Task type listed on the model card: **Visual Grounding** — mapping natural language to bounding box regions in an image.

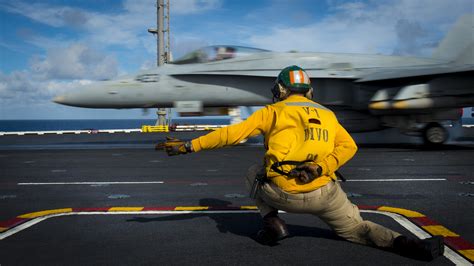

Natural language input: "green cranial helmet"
[271,65,313,101]
[276,65,311,93]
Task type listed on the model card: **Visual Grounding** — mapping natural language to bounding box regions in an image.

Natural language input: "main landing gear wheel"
[423,123,448,146]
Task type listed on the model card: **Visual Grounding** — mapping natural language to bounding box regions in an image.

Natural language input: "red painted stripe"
[409,216,439,226]
[72,207,111,212]
[142,206,175,211]
[357,205,380,210]
[444,236,474,250]
[0,217,29,228]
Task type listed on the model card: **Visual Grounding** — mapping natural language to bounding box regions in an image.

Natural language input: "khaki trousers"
[245,164,400,248]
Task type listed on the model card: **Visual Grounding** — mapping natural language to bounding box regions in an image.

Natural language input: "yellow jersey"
[191,95,358,193]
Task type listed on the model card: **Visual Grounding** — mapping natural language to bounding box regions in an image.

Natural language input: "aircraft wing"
[356,64,474,82]
[172,69,280,77]
[170,68,360,79]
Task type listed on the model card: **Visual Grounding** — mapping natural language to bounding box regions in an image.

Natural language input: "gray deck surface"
[0,132,472,265]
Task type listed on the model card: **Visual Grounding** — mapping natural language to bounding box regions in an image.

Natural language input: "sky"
[0,0,472,119]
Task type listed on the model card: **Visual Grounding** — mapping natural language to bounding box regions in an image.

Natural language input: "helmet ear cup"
[279,84,290,99]
[305,87,314,99]
[272,82,290,101]
[271,83,281,99]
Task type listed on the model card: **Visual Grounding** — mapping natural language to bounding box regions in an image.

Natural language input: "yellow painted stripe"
[422,225,459,237]
[174,206,209,211]
[108,207,144,212]
[0,227,8,232]
[18,208,73,219]
[240,206,258,210]
[458,249,474,262]
[377,206,425,218]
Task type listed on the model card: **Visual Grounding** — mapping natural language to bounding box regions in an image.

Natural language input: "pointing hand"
[155,137,193,156]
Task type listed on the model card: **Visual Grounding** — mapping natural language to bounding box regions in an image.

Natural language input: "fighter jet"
[53,15,474,145]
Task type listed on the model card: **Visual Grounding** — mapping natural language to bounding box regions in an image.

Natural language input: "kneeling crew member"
[157,65,444,261]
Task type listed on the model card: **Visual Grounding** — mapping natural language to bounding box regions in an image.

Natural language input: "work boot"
[256,212,290,245]
[393,235,444,261]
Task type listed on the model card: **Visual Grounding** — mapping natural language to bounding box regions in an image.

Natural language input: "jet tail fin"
[432,14,474,65]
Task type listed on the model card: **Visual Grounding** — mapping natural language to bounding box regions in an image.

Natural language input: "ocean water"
[0,118,231,132]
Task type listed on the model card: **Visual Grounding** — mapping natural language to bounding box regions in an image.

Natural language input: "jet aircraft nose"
[51,80,146,108]
[51,76,165,108]
[52,95,66,104]
[52,82,114,108]
[52,93,83,107]
[52,90,96,108]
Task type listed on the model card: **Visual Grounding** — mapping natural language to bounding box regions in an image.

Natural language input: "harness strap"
[270,160,313,176]
[335,171,346,182]
[270,160,346,182]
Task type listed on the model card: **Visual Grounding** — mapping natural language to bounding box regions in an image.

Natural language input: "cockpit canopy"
[171,45,270,65]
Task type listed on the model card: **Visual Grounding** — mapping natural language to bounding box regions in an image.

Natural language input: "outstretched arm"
[157,107,272,156]
[192,107,272,152]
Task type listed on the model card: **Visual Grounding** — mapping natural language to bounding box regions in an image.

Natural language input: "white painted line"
[0,128,142,136]
[17,181,164,186]
[347,178,446,182]
[17,179,447,186]
[363,210,469,266]
[0,209,468,264]
[51,169,67,173]
[0,215,51,240]
[0,195,17,199]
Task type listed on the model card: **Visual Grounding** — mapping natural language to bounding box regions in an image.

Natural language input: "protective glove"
[289,163,322,184]
[155,137,193,156]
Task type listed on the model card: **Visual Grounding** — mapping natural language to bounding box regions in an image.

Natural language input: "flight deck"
[0,132,473,265]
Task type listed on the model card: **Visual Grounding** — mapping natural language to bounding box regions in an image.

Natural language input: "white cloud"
[1,0,225,75]
[81,12,150,48]
[1,68,84,95]
[0,42,116,114]
[0,71,49,105]
[248,13,396,54]
[120,0,223,15]
[171,0,222,15]
[29,43,118,80]
[5,0,469,57]
[44,79,92,96]
[22,34,74,51]
[1,1,144,49]
[3,0,222,50]
[1,0,471,119]
[0,71,37,97]
[1,1,88,28]
[246,0,472,56]
[0,69,95,111]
